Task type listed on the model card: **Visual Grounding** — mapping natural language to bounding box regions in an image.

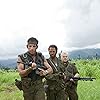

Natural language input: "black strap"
[48,58,58,72]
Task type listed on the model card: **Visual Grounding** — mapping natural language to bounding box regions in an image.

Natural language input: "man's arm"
[44,58,53,74]
[74,73,80,78]
[17,57,36,77]
[39,58,53,76]
[73,65,80,78]
[70,64,80,82]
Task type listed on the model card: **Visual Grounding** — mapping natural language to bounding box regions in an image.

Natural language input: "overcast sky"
[0,0,100,59]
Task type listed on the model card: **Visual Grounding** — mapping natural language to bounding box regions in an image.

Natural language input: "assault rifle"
[65,77,96,82]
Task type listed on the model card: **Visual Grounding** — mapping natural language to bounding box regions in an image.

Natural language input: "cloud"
[0,0,100,59]
[63,0,100,48]
[0,0,66,59]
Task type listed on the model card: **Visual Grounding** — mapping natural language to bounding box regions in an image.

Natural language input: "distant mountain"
[0,58,17,69]
[0,48,100,69]
[69,48,100,59]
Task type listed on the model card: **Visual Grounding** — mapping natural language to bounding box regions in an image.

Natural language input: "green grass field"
[78,80,100,100]
[0,59,100,100]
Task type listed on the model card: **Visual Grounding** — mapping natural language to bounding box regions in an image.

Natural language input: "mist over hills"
[0,58,17,69]
[0,48,100,69]
[68,48,100,59]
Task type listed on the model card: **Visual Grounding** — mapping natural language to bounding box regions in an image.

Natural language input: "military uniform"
[18,52,45,100]
[63,62,79,100]
[45,57,66,100]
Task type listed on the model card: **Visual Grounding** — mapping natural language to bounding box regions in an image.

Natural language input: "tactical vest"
[64,62,77,76]
[64,62,78,87]
[46,58,60,73]
[19,52,44,81]
[46,58,65,90]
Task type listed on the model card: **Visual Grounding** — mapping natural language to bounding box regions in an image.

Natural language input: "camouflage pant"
[22,78,45,100]
[46,87,66,100]
[23,87,45,100]
[65,85,78,100]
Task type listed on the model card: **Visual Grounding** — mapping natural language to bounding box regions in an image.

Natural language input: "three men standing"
[17,37,79,100]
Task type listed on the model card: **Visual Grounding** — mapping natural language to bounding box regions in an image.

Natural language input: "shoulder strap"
[37,52,44,62]
[47,58,58,72]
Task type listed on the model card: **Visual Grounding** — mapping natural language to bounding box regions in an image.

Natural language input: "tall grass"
[73,59,100,78]
[0,70,22,100]
[78,80,100,100]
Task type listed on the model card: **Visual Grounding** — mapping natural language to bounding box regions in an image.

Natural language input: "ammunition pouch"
[15,79,22,91]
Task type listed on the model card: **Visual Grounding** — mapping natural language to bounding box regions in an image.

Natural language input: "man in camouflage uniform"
[60,51,79,100]
[17,37,53,100]
[45,45,66,100]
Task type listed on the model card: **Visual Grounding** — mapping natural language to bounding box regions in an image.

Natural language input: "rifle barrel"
[72,77,96,81]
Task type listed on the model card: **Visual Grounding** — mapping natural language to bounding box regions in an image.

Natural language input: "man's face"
[61,53,69,63]
[27,43,37,54]
[48,47,57,58]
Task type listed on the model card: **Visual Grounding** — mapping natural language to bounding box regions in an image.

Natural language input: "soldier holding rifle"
[60,51,79,100]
